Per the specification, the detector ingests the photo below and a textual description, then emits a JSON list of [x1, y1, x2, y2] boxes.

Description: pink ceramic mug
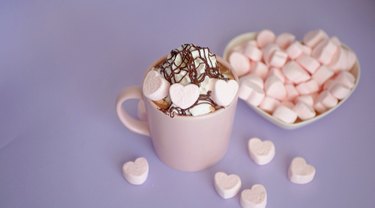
[[116, 56, 239, 172]]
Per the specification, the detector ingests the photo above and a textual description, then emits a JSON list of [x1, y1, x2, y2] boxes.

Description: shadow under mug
[[116, 56, 239, 172]]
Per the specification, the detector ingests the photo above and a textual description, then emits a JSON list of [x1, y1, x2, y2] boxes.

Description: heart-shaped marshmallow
[[169, 83, 199, 109], [240, 184, 267, 208], [212, 79, 239, 107], [122, 157, 149, 185], [214, 172, 242, 199], [248, 137, 275, 165], [288, 157, 316, 184], [143, 70, 170, 101]]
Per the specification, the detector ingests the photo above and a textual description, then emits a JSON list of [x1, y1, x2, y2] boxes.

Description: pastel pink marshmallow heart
[[212, 79, 239, 107], [288, 157, 316, 184], [248, 137, 275, 165], [169, 83, 200, 109], [143, 70, 170, 101], [122, 157, 149, 185], [240, 184, 267, 208], [214, 172, 242, 199]]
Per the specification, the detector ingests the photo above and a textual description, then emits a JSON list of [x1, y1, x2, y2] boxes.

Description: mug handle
[[116, 86, 150, 136]]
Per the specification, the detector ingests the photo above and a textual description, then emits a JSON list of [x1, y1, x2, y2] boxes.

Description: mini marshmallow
[[251, 61, 269, 80], [246, 84, 265, 107], [303, 29, 328, 48], [296, 54, 320, 74], [214, 172, 242, 199], [288, 157, 316, 184], [317, 90, 338, 108], [296, 79, 319, 95], [240, 184, 267, 208], [328, 46, 346, 71], [265, 76, 287, 100], [259, 96, 280, 113], [330, 36, 342, 46], [282, 61, 311, 84], [241, 74, 264, 89], [329, 83, 351, 100], [122, 157, 149, 185], [301, 45, 312, 55], [257, 29, 276, 48], [282, 100, 295, 109], [276, 32, 296, 49], [268, 67, 286, 83], [269, 50, 288, 68], [229, 51, 251, 77], [262, 43, 280, 63], [346, 49, 357, 71], [295, 94, 315, 107], [293, 101, 316, 120], [244, 44, 263, 62], [285, 84, 299, 100], [272, 105, 298, 124], [286, 41, 304, 59], [212, 80, 239, 107], [312, 65, 335, 85], [314, 101, 328, 114], [238, 79, 261, 100], [248, 137, 275, 165], [334, 71, 356, 89], [312, 39, 338, 65], [143, 70, 170, 101]]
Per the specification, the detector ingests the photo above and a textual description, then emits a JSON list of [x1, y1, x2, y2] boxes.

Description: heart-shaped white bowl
[[223, 32, 361, 129]]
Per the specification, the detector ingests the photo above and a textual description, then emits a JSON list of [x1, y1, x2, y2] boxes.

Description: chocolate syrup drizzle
[[158, 44, 227, 117]]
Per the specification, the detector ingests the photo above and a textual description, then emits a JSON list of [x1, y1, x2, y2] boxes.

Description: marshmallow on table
[[122, 157, 149, 185], [296, 54, 320, 74], [265, 75, 287, 100], [282, 61, 311, 84], [269, 50, 288, 68], [259, 96, 280, 113], [251, 61, 269, 80], [317, 90, 338, 108], [288, 157, 316, 184], [214, 172, 241, 199], [248, 137, 275, 165], [303, 29, 328, 48], [143, 70, 170, 101], [312, 39, 338, 65], [257, 29, 276, 48], [276, 32, 296, 49], [244, 43, 263, 62], [229, 51, 251, 77], [272, 105, 298, 124], [295, 94, 315, 107], [293, 101, 316, 120], [240, 184, 267, 208], [286, 41, 304, 59], [296, 79, 319, 95], [312, 65, 335, 85], [285, 84, 299, 100]]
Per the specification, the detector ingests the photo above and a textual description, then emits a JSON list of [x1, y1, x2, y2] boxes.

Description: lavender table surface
[[1, 0, 375, 207]]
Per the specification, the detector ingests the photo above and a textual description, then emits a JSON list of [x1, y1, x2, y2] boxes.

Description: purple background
[[1, 0, 374, 207]]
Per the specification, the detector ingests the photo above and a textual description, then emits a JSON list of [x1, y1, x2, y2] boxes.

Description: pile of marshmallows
[[228, 29, 357, 124], [122, 137, 316, 208]]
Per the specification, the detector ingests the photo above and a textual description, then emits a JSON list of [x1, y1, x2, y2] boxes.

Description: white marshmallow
[[262, 43, 280, 63], [248, 137, 275, 165], [246, 84, 265, 107], [276, 32, 296, 49], [240, 184, 267, 208], [285, 84, 300, 100], [214, 172, 241, 199], [296, 54, 320, 74], [301, 45, 312, 55], [317, 90, 338, 108], [334, 71, 356, 89], [272, 105, 298, 124], [239, 76, 264, 100], [169, 83, 200, 109], [244, 44, 263, 62], [329, 83, 351, 100], [257, 29, 276, 48], [312, 65, 335, 85], [212, 80, 239, 107], [143, 70, 170, 101], [122, 157, 149, 185], [295, 94, 315, 107], [251, 61, 269, 80], [282, 61, 311, 84], [293, 101, 316, 120], [312, 39, 338, 65], [288, 157, 316, 184], [286, 41, 304, 59], [241, 74, 264, 89], [314, 101, 328, 114], [269, 50, 288, 68], [303, 29, 328, 48], [296, 79, 319, 95], [229, 51, 251, 77], [259, 96, 280, 113], [265, 76, 287, 100]]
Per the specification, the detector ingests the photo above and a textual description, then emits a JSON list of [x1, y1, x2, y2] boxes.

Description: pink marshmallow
[[240, 74, 264, 89], [312, 39, 338, 65], [312, 65, 335, 85], [276, 33, 296, 49], [293, 101, 316, 120], [301, 45, 312, 55], [269, 50, 288, 68], [265, 76, 287, 101], [329, 83, 351, 100], [238, 78, 261, 100], [295, 95, 315, 107], [346, 49, 357, 71], [303, 29, 328, 48], [262, 43, 280, 63], [296, 54, 320, 74], [268, 67, 286, 83], [282, 61, 311, 84], [243, 44, 263, 62], [286, 41, 304, 59], [257, 29, 276, 48], [272, 105, 298, 124], [296, 79, 319, 95], [229, 52, 251, 77], [330, 36, 342, 46], [285, 84, 300, 100], [314, 101, 328, 114], [246, 84, 265, 107], [317, 90, 338, 108], [328, 46, 346, 71], [334, 71, 356, 89], [259, 96, 281, 113], [251, 61, 269, 80]]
